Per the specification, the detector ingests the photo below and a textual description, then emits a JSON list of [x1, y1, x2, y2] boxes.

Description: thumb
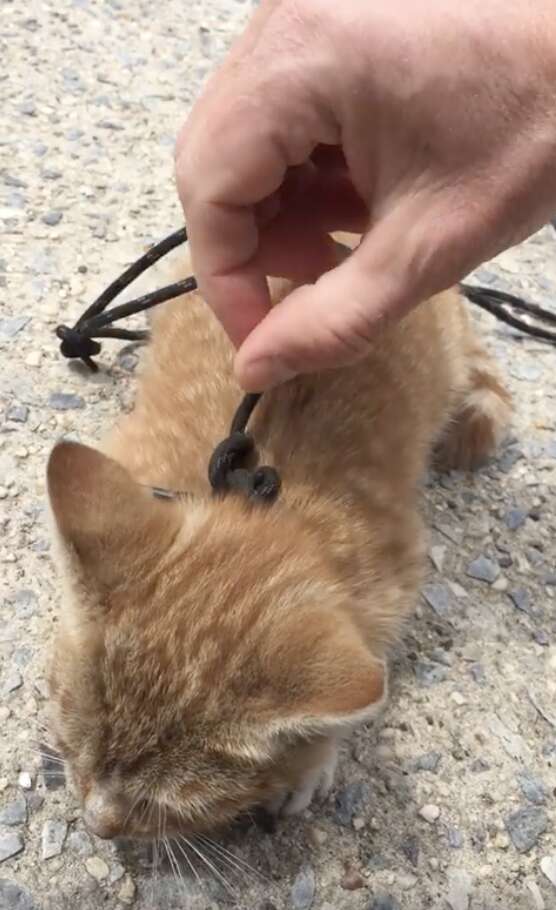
[[235, 206, 438, 391]]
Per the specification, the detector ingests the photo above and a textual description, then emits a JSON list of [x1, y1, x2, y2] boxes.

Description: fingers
[[176, 1, 339, 349], [176, 93, 331, 347], [176, 106, 285, 346], [253, 162, 369, 281], [234, 200, 436, 390]]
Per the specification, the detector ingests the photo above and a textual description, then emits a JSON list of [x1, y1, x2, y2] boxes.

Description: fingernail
[[239, 356, 297, 391]]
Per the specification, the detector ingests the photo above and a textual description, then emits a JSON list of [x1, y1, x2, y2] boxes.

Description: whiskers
[[150, 809, 267, 904], [27, 740, 66, 788], [197, 834, 268, 886], [180, 836, 236, 897]]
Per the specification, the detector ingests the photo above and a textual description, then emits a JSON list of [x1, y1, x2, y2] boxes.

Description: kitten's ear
[[257, 616, 387, 746], [282, 648, 386, 737], [47, 441, 180, 585]]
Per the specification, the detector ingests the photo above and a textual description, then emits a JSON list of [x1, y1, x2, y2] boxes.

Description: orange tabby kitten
[[46, 234, 510, 840]]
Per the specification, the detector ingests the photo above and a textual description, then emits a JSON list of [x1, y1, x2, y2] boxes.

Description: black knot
[[249, 466, 281, 502], [56, 325, 101, 371], [208, 431, 280, 504], [209, 431, 254, 492]]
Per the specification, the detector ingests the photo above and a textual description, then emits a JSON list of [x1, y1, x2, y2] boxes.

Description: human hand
[[176, 0, 556, 390]]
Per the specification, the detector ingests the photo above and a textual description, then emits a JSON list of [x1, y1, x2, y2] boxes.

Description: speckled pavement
[[1, 2, 555, 909]]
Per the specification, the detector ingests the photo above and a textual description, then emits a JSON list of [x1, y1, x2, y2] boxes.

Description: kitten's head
[[46, 442, 385, 840]]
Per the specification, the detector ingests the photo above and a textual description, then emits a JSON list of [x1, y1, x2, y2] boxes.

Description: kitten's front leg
[[269, 738, 339, 817], [283, 744, 338, 816]]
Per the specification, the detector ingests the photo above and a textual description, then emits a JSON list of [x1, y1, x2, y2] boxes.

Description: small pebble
[[397, 872, 418, 890], [525, 878, 546, 909], [118, 875, 136, 904], [334, 782, 368, 827], [540, 854, 556, 888], [0, 796, 27, 826], [429, 545, 447, 572], [493, 832, 510, 850], [419, 804, 440, 824], [446, 867, 473, 910], [41, 819, 68, 860], [510, 362, 543, 382], [451, 691, 467, 706], [0, 832, 24, 864], [118, 352, 139, 372], [431, 647, 454, 666], [508, 588, 531, 614], [24, 352, 41, 367], [469, 663, 486, 685], [26, 793, 44, 814], [3, 174, 27, 188], [48, 392, 85, 411], [497, 446, 524, 473], [18, 100, 36, 116], [505, 807, 548, 853], [41, 210, 63, 227], [492, 575, 508, 591], [0, 317, 30, 339], [42, 168, 62, 180], [527, 547, 544, 567], [466, 515, 490, 539], [446, 584, 468, 608], [369, 897, 400, 910], [85, 856, 110, 881], [415, 661, 449, 687], [66, 831, 94, 857], [466, 555, 500, 584], [411, 751, 442, 773], [109, 862, 126, 884], [290, 864, 315, 910], [504, 508, 527, 530], [0, 879, 36, 910], [6, 405, 28, 424], [401, 835, 420, 867], [422, 583, 454, 617], [308, 827, 327, 847], [341, 866, 365, 891], [545, 438, 556, 459], [18, 773, 32, 791], [3, 671, 23, 695], [518, 771, 547, 806], [448, 829, 464, 849], [14, 590, 37, 620], [375, 743, 395, 761]]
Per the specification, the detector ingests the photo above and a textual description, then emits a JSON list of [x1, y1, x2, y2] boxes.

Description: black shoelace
[[55, 226, 280, 504], [55, 225, 556, 503]]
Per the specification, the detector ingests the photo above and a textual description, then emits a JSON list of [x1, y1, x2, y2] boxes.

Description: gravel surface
[[1, 2, 555, 908]]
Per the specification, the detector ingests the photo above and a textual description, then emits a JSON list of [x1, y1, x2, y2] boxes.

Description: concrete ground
[[0, 1, 555, 908]]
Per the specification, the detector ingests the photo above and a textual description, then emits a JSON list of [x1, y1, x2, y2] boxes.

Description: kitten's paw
[[316, 750, 338, 800], [437, 355, 512, 471], [281, 747, 339, 817]]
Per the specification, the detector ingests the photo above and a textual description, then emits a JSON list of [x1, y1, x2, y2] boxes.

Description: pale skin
[[175, 0, 556, 391]]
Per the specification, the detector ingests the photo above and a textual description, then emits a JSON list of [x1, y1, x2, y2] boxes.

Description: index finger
[[175, 14, 338, 348], [176, 108, 288, 348]]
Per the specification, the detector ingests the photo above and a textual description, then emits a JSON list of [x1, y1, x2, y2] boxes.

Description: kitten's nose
[[83, 788, 126, 840]]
